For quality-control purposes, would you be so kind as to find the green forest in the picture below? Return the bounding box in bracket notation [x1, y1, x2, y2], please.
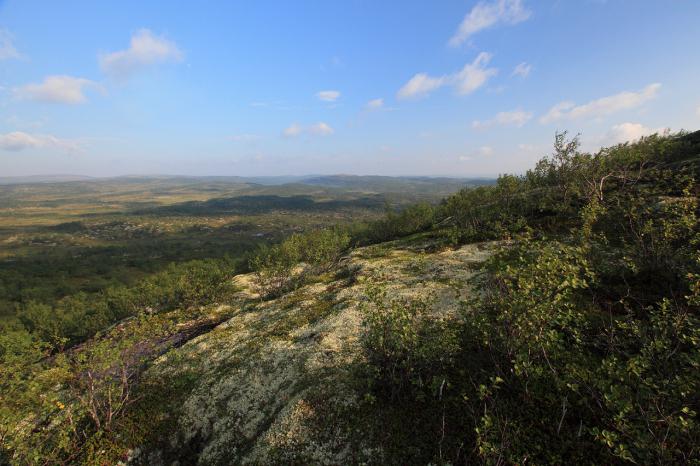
[1, 131, 699, 464]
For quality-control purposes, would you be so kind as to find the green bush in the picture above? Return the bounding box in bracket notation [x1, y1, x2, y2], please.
[360, 285, 459, 402]
[17, 258, 234, 348]
[250, 228, 350, 298]
[356, 202, 437, 245]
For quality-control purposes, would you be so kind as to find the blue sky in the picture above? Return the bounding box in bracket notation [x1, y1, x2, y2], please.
[1, 0, 699, 177]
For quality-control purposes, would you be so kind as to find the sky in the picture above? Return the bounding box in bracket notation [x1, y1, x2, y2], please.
[1, 0, 699, 177]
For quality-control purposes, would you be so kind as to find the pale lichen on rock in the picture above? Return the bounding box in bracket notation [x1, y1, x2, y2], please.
[138, 240, 494, 464]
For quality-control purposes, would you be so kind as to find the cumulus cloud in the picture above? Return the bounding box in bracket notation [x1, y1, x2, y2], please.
[316, 90, 340, 102]
[0, 131, 80, 152]
[14, 75, 100, 104]
[603, 122, 666, 145]
[0, 29, 21, 60]
[99, 29, 183, 80]
[511, 62, 531, 78]
[283, 122, 334, 138]
[449, 0, 531, 47]
[397, 52, 497, 100]
[366, 98, 384, 109]
[473, 108, 532, 129]
[540, 83, 661, 124]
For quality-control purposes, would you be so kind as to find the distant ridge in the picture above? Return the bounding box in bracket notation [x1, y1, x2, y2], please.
[0, 175, 95, 185]
[0, 174, 495, 188]
[299, 174, 495, 192]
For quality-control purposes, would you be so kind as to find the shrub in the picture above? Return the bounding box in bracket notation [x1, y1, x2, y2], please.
[360, 285, 459, 402]
[250, 228, 350, 298]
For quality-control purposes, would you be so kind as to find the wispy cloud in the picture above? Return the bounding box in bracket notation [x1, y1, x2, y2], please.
[478, 146, 494, 157]
[473, 108, 532, 129]
[518, 143, 538, 152]
[511, 62, 531, 78]
[540, 83, 661, 124]
[316, 90, 340, 102]
[453, 53, 499, 95]
[99, 29, 183, 80]
[14, 75, 101, 104]
[0, 29, 21, 60]
[283, 122, 334, 138]
[397, 74, 447, 100]
[308, 122, 334, 135]
[0, 131, 80, 152]
[366, 98, 384, 110]
[283, 123, 304, 138]
[449, 0, 531, 47]
[459, 145, 494, 162]
[397, 52, 497, 100]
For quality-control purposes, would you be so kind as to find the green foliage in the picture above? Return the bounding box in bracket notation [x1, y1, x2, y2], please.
[360, 284, 459, 402]
[13, 258, 233, 348]
[250, 228, 350, 298]
[457, 131, 700, 463]
[0, 314, 175, 464]
[355, 130, 700, 464]
[355, 202, 437, 245]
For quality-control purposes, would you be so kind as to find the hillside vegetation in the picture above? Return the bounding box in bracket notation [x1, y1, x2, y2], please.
[1, 130, 699, 464]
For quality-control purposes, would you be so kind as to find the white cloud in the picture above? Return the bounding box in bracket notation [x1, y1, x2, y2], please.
[316, 90, 340, 102]
[459, 155, 473, 162]
[14, 75, 100, 104]
[308, 122, 334, 135]
[283, 122, 334, 137]
[540, 83, 661, 124]
[603, 122, 665, 145]
[453, 52, 498, 95]
[0, 131, 79, 152]
[511, 62, 531, 78]
[366, 98, 384, 109]
[283, 123, 304, 138]
[0, 29, 21, 60]
[397, 52, 497, 100]
[473, 108, 533, 129]
[99, 29, 183, 80]
[449, 0, 531, 47]
[397, 73, 447, 100]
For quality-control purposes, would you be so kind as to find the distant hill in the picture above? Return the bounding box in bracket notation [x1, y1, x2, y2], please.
[0, 175, 95, 185]
[298, 174, 494, 192]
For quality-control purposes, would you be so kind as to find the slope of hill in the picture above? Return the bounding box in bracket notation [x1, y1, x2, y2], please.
[131, 236, 492, 464]
[2, 130, 699, 465]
